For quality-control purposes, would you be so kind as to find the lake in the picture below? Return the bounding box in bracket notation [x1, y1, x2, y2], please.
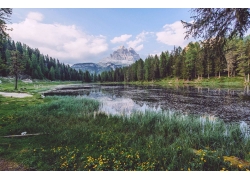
[44, 84, 250, 124]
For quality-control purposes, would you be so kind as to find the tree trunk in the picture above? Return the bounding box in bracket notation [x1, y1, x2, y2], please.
[218, 71, 221, 78]
[15, 74, 18, 90]
[248, 60, 250, 83]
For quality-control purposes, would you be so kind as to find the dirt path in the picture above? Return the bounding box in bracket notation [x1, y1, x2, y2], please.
[0, 158, 28, 171]
[0, 92, 33, 98]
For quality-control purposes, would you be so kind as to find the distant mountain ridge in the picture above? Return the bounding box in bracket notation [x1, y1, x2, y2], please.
[71, 46, 140, 74]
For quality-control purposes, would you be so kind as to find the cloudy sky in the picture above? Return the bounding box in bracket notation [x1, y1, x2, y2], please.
[5, 1, 247, 65]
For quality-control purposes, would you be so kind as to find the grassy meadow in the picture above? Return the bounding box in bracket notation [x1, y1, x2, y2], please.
[0, 77, 81, 93]
[125, 76, 247, 88]
[0, 94, 250, 171]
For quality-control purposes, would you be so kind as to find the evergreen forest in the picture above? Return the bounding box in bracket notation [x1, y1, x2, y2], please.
[99, 36, 250, 84]
[1, 36, 250, 84]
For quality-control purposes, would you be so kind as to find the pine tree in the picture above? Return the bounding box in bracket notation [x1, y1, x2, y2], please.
[8, 50, 25, 90]
[159, 52, 167, 79]
[0, 8, 12, 37]
[49, 66, 55, 81]
[137, 59, 144, 81]
[173, 47, 182, 79]
[181, 50, 188, 80]
[144, 57, 151, 81]
[166, 54, 174, 77]
[0, 55, 6, 74]
[93, 72, 97, 82]
[153, 55, 160, 80]
[237, 39, 250, 83]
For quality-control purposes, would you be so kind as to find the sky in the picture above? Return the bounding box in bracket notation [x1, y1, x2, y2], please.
[4, 1, 250, 66]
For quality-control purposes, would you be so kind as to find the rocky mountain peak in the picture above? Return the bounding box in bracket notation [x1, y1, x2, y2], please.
[71, 46, 141, 74]
[101, 46, 140, 66]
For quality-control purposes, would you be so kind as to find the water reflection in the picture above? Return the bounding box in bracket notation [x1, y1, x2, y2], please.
[244, 85, 250, 95]
[82, 91, 162, 116]
[44, 84, 250, 123]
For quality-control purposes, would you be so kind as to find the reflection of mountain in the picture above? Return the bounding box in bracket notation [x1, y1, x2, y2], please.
[83, 91, 158, 116]
[71, 46, 140, 74]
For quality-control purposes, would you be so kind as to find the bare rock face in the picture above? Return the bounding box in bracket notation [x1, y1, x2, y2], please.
[101, 46, 140, 66]
[71, 46, 141, 74]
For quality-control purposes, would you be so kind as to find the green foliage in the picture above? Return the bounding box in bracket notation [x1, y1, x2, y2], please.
[237, 39, 250, 82]
[136, 59, 144, 81]
[49, 66, 55, 81]
[159, 52, 167, 78]
[182, 8, 250, 47]
[8, 50, 25, 89]
[0, 38, 84, 82]
[97, 35, 250, 86]
[0, 8, 12, 37]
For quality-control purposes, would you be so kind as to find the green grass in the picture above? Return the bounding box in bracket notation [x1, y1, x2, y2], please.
[0, 96, 249, 171]
[0, 77, 81, 93]
[125, 76, 247, 89]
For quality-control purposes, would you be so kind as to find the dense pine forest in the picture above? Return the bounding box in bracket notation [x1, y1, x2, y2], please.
[99, 36, 250, 84]
[0, 38, 84, 81]
[0, 36, 250, 84]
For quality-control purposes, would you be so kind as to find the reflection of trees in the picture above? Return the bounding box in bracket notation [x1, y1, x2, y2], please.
[244, 85, 249, 95]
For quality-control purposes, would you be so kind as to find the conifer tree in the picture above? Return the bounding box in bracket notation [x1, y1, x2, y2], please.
[137, 59, 144, 81]
[49, 66, 55, 81]
[159, 52, 167, 79]
[8, 50, 24, 90]
[237, 39, 250, 83]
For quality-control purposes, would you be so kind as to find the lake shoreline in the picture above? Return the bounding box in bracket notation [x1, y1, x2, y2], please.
[42, 83, 250, 124]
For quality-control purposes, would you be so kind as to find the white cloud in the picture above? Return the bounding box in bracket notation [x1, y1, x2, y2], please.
[27, 12, 44, 22]
[134, 44, 143, 51]
[156, 21, 192, 47]
[8, 12, 108, 64]
[110, 34, 132, 43]
[126, 31, 150, 51]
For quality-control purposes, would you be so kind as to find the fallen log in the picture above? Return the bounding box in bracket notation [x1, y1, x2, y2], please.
[2, 133, 44, 138]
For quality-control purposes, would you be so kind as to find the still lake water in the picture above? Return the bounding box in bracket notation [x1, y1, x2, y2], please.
[44, 84, 250, 124]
